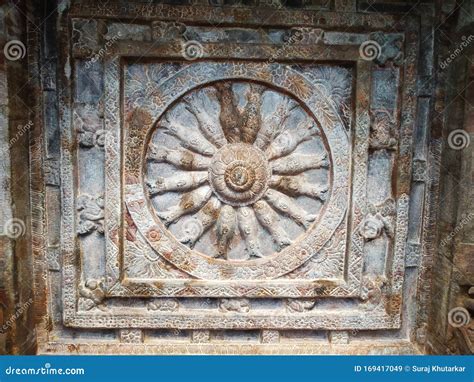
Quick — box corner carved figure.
[286,299,316,313]
[359,199,395,241]
[79,279,107,311]
[74,105,107,148]
[146,81,331,260]
[77,194,105,235]
[219,298,250,313]
[369,108,398,151]
[147,298,179,312]
[360,276,387,311]
[369,31,404,66]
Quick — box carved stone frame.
[58,4,418,336]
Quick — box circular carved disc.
[208,143,271,206]
[124,63,351,279]
[144,77,335,262]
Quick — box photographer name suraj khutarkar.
[411,365,467,374]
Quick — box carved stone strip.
[105,41,359,63]
[390,195,410,296]
[416,141,442,329]
[28,3,58,337]
[347,59,372,296]
[111,282,340,298]
[38,341,419,355]
[65,307,400,330]
[28,19,49,325]
[69,3,408,30]
[396,25,418,196]
[28,17,48,326]
[59,15,77,322]
[103,57,121,287]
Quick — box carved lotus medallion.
[145,80,330,260]
[208,143,271,207]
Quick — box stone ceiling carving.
[7,0,453,356]
[145,81,330,260]
[121,62,349,284]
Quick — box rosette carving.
[145,81,331,260]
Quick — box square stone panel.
[61,17,414,333]
[112,61,353,299]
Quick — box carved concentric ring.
[141,72,341,263]
[209,143,271,206]
[225,162,255,192]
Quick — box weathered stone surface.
[1,0,473,355]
